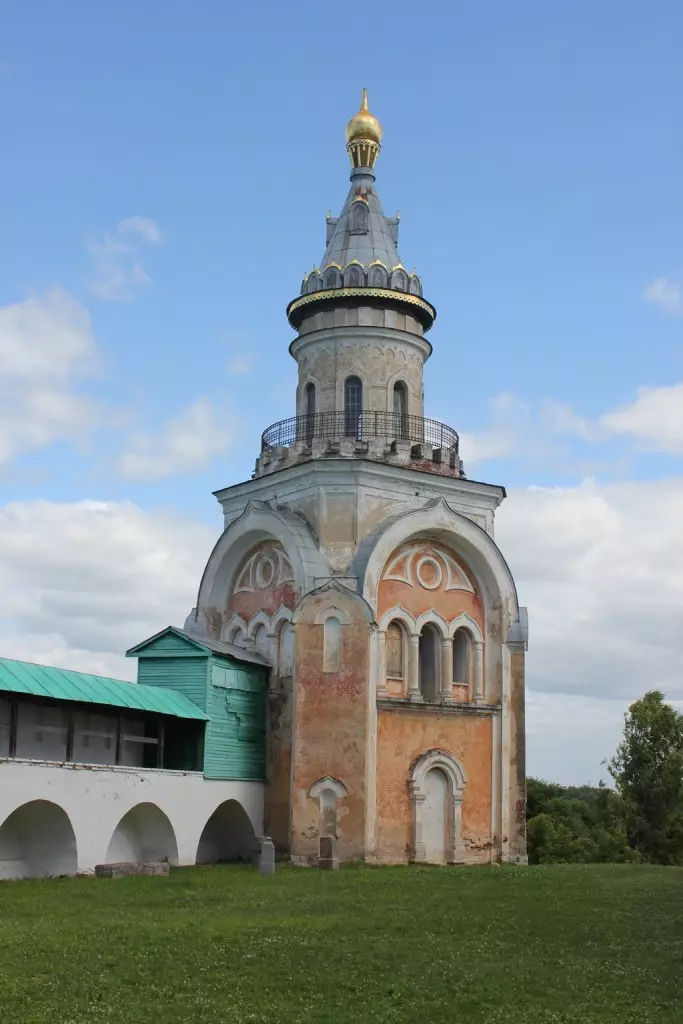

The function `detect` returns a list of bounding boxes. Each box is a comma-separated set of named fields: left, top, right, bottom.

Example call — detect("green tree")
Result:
left=526, top=778, right=636, bottom=864
left=608, top=690, right=683, bottom=865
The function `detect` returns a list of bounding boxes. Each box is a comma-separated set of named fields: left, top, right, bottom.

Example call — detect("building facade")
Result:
left=0, top=92, right=527, bottom=879
left=0, top=634, right=267, bottom=879
left=187, top=91, right=528, bottom=866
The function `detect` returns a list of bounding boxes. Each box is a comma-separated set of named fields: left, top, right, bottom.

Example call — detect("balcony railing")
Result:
left=261, top=411, right=459, bottom=454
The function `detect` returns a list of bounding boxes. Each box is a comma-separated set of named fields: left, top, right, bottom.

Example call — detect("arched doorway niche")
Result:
left=105, top=803, right=179, bottom=866
left=0, top=800, right=78, bottom=879
left=409, top=749, right=467, bottom=865
left=195, top=800, right=255, bottom=864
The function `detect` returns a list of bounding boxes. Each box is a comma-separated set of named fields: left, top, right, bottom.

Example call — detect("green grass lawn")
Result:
left=0, top=864, right=681, bottom=1024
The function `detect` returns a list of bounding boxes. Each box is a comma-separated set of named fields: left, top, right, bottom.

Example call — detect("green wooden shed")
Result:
left=126, top=627, right=269, bottom=781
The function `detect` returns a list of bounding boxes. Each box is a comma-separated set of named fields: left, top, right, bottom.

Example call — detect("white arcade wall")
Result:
left=0, top=758, right=264, bottom=880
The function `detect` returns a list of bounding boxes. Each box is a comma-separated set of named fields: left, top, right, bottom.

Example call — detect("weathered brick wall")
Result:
left=375, top=710, right=493, bottom=863
left=290, top=588, right=372, bottom=863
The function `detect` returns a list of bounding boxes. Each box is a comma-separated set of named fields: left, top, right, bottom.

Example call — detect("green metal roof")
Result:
left=0, top=657, right=208, bottom=721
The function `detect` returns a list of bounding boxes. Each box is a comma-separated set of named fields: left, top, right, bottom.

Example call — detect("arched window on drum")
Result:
left=385, top=620, right=405, bottom=691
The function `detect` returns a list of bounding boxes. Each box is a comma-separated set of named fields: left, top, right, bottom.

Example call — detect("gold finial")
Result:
left=345, top=89, right=382, bottom=169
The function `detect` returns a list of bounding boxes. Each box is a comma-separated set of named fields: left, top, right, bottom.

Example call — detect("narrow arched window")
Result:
left=347, top=265, right=362, bottom=287
left=323, top=616, right=341, bottom=673
left=325, top=268, right=339, bottom=289
left=304, top=381, right=316, bottom=441
left=344, top=376, right=363, bottom=437
left=393, top=381, right=408, bottom=439
left=386, top=621, right=404, bottom=680
left=453, top=629, right=472, bottom=685
left=350, top=202, right=369, bottom=234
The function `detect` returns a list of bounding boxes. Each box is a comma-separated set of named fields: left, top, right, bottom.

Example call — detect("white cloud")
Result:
left=526, top=692, right=627, bottom=785
left=0, top=499, right=213, bottom=680
left=88, top=215, right=162, bottom=302
left=458, top=393, right=532, bottom=465
left=643, top=276, right=682, bottom=313
left=117, top=216, right=163, bottom=245
left=118, top=398, right=236, bottom=479
left=601, top=383, right=683, bottom=453
left=0, top=289, right=99, bottom=464
left=496, top=477, right=683, bottom=781
left=228, top=355, right=253, bottom=376
left=498, top=477, right=683, bottom=703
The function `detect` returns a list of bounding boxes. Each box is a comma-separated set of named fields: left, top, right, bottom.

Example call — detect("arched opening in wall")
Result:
left=195, top=800, right=255, bottom=864
left=252, top=623, right=271, bottom=662
left=344, top=376, right=363, bottom=438
left=227, top=626, right=247, bottom=647
left=453, top=628, right=472, bottom=687
left=418, top=623, right=440, bottom=700
left=323, top=616, right=341, bottom=673
left=385, top=620, right=405, bottom=687
left=422, top=768, right=448, bottom=864
left=0, top=800, right=78, bottom=879
left=105, top=803, right=179, bottom=866
left=304, top=382, right=316, bottom=440
left=393, top=381, right=409, bottom=438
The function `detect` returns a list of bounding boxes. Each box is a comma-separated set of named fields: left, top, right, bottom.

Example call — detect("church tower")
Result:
left=189, top=92, right=528, bottom=865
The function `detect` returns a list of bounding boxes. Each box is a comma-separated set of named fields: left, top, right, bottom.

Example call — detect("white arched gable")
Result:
left=270, top=605, right=293, bottom=633
left=222, top=613, right=248, bottom=643
left=246, top=610, right=272, bottom=638
left=378, top=606, right=416, bottom=635
left=356, top=498, right=520, bottom=630
left=292, top=579, right=375, bottom=627
left=411, top=748, right=467, bottom=795
left=448, top=612, right=484, bottom=644
left=196, top=501, right=330, bottom=623
left=313, top=605, right=352, bottom=626
left=415, top=609, right=450, bottom=638
left=309, top=776, right=347, bottom=800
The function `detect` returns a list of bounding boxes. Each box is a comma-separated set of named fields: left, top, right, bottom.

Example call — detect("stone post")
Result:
left=318, top=835, right=339, bottom=870
left=439, top=639, right=453, bottom=698
left=409, top=786, right=426, bottom=862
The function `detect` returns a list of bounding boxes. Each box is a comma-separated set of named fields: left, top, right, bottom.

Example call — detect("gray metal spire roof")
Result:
left=319, top=167, right=402, bottom=272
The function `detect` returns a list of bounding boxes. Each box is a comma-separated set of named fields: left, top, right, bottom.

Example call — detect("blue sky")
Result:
left=1, top=1, right=682, bottom=782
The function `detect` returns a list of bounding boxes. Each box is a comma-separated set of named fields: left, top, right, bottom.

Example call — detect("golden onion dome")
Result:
left=345, top=88, right=383, bottom=147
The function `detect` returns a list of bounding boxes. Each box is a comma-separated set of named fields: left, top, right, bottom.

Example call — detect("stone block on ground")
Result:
left=95, top=861, right=169, bottom=879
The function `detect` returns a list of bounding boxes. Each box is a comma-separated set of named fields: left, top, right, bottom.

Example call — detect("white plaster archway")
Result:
left=246, top=610, right=271, bottom=638
left=378, top=605, right=416, bottom=634
left=409, top=750, right=467, bottom=865
left=223, top=613, right=248, bottom=645
left=415, top=609, right=450, bottom=638
left=105, top=802, right=179, bottom=866
left=0, top=800, right=78, bottom=879
left=356, top=498, right=519, bottom=627
left=309, top=777, right=347, bottom=839
left=195, top=799, right=255, bottom=864
left=196, top=502, right=331, bottom=627
left=448, top=612, right=483, bottom=643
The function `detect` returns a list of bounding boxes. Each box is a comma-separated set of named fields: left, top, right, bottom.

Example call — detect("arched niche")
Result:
left=196, top=503, right=331, bottom=632
left=195, top=800, right=255, bottom=864
left=409, top=749, right=467, bottom=865
left=105, top=803, right=179, bottom=866
left=0, top=800, right=78, bottom=879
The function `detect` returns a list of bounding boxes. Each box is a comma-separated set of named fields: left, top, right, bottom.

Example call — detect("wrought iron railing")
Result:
left=261, top=411, right=459, bottom=454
